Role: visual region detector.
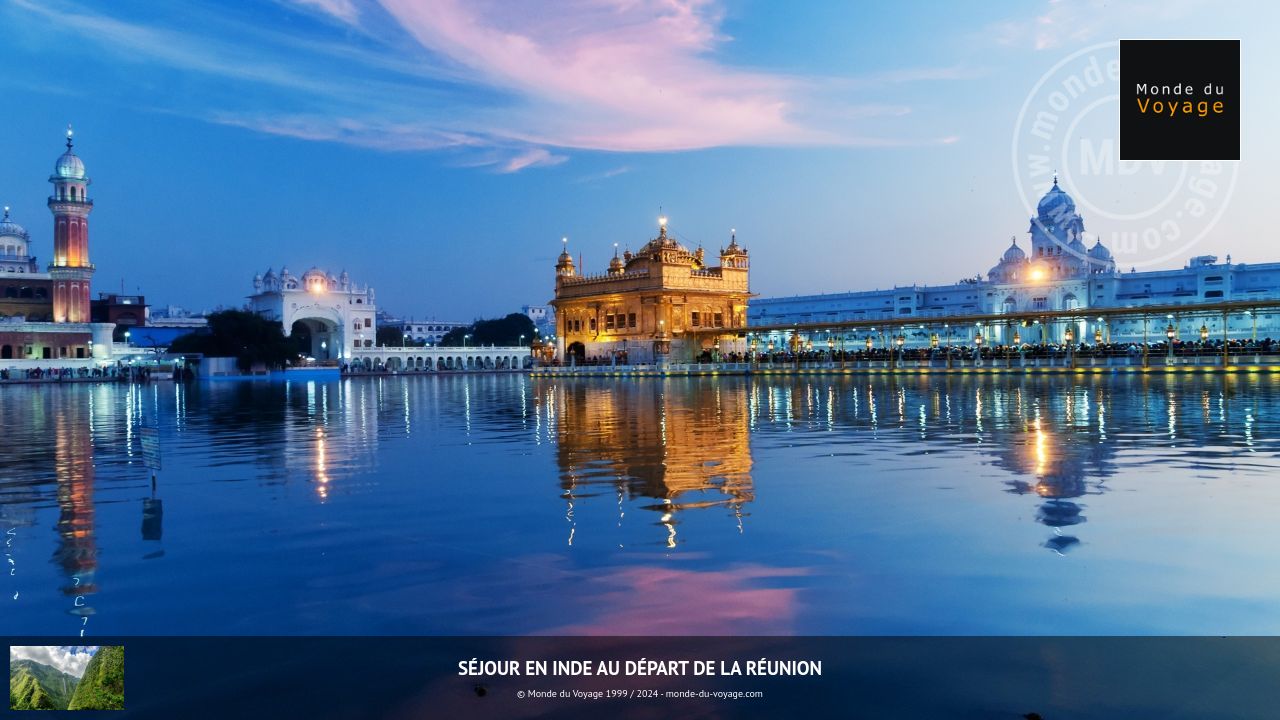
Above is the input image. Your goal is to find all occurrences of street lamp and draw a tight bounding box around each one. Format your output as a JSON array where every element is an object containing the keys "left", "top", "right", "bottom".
[
  {"left": 974, "top": 333, "right": 983, "bottom": 366},
  {"left": 1166, "top": 323, "right": 1176, "bottom": 364},
  {"left": 464, "top": 333, "right": 471, "bottom": 347},
  {"left": 1063, "top": 327, "right": 1075, "bottom": 368}
]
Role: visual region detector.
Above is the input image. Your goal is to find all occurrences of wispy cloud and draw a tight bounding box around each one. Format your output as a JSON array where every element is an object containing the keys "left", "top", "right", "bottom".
[
  {"left": 10, "top": 646, "right": 98, "bottom": 679},
  {"left": 10, "top": 0, "right": 974, "bottom": 170},
  {"left": 499, "top": 148, "right": 568, "bottom": 173},
  {"left": 989, "top": 0, "right": 1208, "bottom": 50},
  {"left": 574, "top": 165, "right": 632, "bottom": 183},
  {"left": 288, "top": 0, "right": 360, "bottom": 25},
  {"left": 376, "top": 0, "right": 820, "bottom": 152}
]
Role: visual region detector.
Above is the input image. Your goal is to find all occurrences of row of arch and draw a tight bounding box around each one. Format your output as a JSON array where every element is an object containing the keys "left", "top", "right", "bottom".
[
  {"left": 55, "top": 186, "right": 86, "bottom": 202},
  {"left": 355, "top": 354, "right": 532, "bottom": 372},
  {"left": 1002, "top": 293, "right": 1079, "bottom": 312},
  {"left": 2, "top": 286, "right": 47, "bottom": 299}
]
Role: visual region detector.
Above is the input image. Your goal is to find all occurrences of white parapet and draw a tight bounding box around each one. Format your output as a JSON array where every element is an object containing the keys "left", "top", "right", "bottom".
[{"left": 349, "top": 345, "right": 532, "bottom": 371}]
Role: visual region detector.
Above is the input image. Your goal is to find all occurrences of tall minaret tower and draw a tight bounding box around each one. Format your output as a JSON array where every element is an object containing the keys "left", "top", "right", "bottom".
[{"left": 48, "top": 125, "right": 94, "bottom": 323}]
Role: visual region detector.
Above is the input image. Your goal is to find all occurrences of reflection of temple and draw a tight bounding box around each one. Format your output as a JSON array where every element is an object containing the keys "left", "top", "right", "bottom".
[
  {"left": 968, "top": 381, "right": 1120, "bottom": 552},
  {"left": 997, "top": 412, "right": 1114, "bottom": 553},
  {"left": 276, "top": 379, "right": 382, "bottom": 501},
  {"left": 51, "top": 395, "right": 98, "bottom": 621},
  {"left": 550, "top": 380, "right": 753, "bottom": 546}
]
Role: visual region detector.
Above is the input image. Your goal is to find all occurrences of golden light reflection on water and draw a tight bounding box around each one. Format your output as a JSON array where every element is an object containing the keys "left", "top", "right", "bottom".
[
  {"left": 547, "top": 380, "right": 754, "bottom": 549},
  {"left": 314, "top": 427, "right": 330, "bottom": 501}
]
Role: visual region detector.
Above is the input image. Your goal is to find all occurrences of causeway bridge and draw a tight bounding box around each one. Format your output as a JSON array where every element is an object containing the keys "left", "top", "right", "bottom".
[{"left": 348, "top": 345, "right": 532, "bottom": 372}]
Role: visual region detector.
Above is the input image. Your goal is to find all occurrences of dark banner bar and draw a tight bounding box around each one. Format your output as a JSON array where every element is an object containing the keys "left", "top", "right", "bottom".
[{"left": 6, "top": 637, "right": 1280, "bottom": 719}]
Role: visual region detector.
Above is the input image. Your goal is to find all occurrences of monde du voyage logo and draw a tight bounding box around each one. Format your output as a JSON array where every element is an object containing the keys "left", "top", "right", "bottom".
[
  {"left": 1121, "top": 40, "right": 1240, "bottom": 160},
  {"left": 1012, "top": 40, "right": 1240, "bottom": 271}
]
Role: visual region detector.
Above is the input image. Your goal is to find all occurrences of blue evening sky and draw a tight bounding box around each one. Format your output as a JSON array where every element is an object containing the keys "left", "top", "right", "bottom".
[{"left": 0, "top": 0, "right": 1274, "bottom": 320}]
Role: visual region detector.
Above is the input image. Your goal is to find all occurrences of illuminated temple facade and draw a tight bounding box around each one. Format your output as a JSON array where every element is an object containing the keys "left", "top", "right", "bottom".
[
  {"left": 551, "top": 217, "right": 752, "bottom": 363},
  {"left": 0, "top": 128, "right": 115, "bottom": 362},
  {"left": 750, "top": 179, "right": 1280, "bottom": 344}
]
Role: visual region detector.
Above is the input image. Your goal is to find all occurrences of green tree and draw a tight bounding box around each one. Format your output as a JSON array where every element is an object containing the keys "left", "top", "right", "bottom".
[
  {"left": 169, "top": 310, "right": 299, "bottom": 372},
  {"left": 375, "top": 325, "right": 404, "bottom": 347},
  {"left": 440, "top": 313, "right": 535, "bottom": 347}
]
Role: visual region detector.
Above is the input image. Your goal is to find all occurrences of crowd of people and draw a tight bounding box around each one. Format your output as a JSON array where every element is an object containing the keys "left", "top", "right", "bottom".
[
  {"left": 710, "top": 337, "right": 1280, "bottom": 365},
  {"left": 0, "top": 363, "right": 159, "bottom": 383},
  {"left": 535, "top": 337, "right": 1280, "bottom": 367}
]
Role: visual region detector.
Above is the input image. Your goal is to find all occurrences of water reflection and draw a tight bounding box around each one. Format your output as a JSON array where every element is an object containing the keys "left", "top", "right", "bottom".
[
  {"left": 550, "top": 381, "right": 753, "bottom": 548},
  {"left": 53, "top": 397, "right": 98, "bottom": 635},
  {"left": 2, "top": 372, "right": 1280, "bottom": 635}
]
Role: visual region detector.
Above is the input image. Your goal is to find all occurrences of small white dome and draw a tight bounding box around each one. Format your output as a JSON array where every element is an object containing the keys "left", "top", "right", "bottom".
[
  {"left": 1002, "top": 238, "right": 1026, "bottom": 262},
  {"left": 0, "top": 207, "right": 30, "bottom": 242}
]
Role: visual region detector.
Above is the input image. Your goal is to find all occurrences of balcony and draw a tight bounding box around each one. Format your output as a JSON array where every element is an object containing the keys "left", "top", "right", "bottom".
[{"left": 47, "top": 197, "right": 93, "bottom": 208}]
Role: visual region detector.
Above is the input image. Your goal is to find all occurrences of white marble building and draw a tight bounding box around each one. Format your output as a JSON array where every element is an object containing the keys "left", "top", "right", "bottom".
[
  {"left": 249, "top": 267, "right": 377, "bottom": 361},
  {"left": 751, "top": 179, "right": 1280, "bottom": 344}
]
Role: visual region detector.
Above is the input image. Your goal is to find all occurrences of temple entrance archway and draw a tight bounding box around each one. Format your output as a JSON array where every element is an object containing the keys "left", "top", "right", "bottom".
[{"left": 290, "top": 318, "right": 340, "bottom": 361}]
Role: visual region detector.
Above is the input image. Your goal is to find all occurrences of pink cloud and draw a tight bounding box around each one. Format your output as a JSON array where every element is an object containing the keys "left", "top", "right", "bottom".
[
  {"left": 377, "top": 0, "right": 824, "bottom": 152},
  {"left": 13, "top": 0, "right": 969, "bottom": 171}
]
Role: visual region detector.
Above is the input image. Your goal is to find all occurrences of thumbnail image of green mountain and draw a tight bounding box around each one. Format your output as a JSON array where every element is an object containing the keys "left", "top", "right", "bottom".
[{"left": 9, "top": 646, "right": 124, "bottom": 711}]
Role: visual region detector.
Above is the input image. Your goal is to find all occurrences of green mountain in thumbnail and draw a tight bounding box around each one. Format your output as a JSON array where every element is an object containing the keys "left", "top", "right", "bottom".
[
  {"left": 66, "top": 646, "right": 124, "bottom": 710},
  {"left": 9, "top": 659, "right": 80, "bottom": 710}
]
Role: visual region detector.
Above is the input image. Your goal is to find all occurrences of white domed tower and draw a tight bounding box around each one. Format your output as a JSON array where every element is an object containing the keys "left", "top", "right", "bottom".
[
  {"left": 48, "top": 125, "right": 94, "bottom": 323},
  {"left": 988, "top": 237, "right": 1029, "bottom": 283},
  {"left": 1087, "top": 238, "right": 1116, "bottom": 274},
  {"left": 0, "top": 206, "right": 38, "bottom": 274},
  {"left": 1028, "top": 175, "right": 1088, "bottom": 279}
]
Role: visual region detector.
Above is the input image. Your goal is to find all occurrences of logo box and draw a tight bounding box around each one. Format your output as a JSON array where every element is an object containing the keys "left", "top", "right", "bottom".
[{"left": 1120, "top": 39, "right": 1239, "bottom": 160}]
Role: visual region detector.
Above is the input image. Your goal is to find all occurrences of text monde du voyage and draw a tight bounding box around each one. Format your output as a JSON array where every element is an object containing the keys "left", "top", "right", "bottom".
[{"left": 1134, "top": 82, "right": 1228, "bottom": 118}]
